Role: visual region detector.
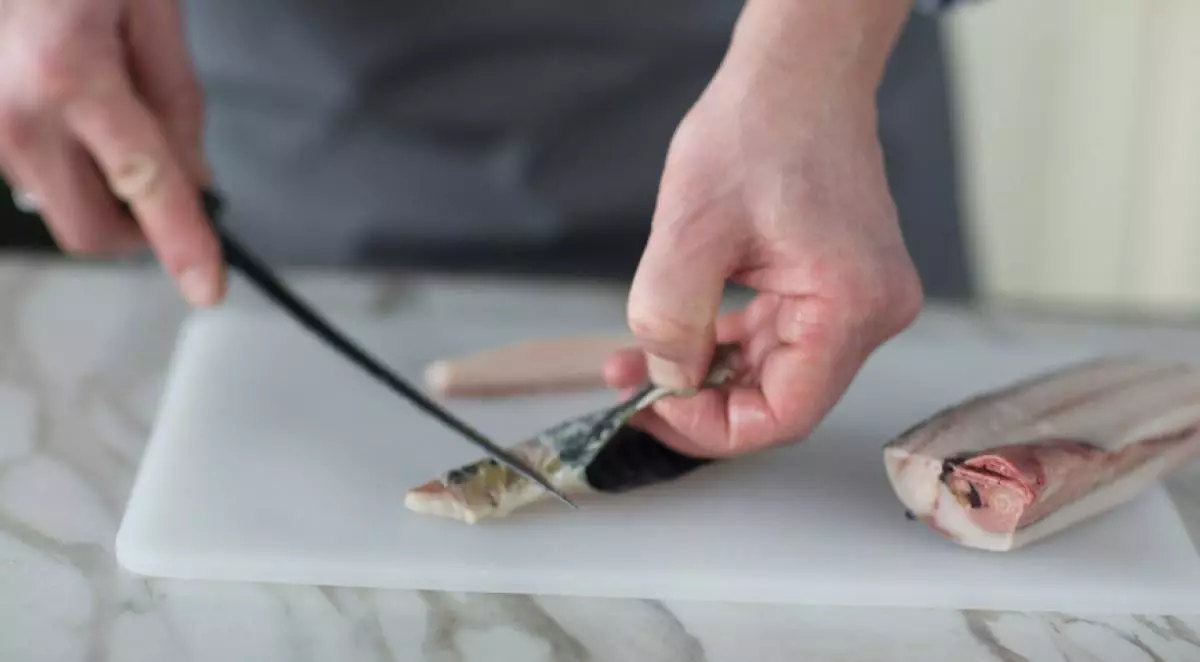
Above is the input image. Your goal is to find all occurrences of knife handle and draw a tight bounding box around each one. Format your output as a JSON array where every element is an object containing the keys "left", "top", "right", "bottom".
[{"left": 425, "top": 334, "right": 636, "bottom": 397}]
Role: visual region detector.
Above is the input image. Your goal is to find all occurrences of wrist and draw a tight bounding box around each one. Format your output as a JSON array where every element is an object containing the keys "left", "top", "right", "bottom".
[{"left": 724, "top": 0, "right": 914, "bottom": 103}]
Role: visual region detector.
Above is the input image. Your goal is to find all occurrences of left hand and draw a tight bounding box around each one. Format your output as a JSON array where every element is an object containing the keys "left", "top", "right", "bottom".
[
  {"left": 604, "top": 0, "right": 924, "bottom": 458},
  {"left": 0, "top": 0, "right": 224, "bottom": 306}
]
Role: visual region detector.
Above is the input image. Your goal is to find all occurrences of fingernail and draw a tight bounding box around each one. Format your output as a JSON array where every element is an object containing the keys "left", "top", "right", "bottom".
[
  {"left": 647, "top": 354, "right": 694, "bottom": 390},
  {"left": 179, "top": 267, "right": 219, "bottom": 307}
]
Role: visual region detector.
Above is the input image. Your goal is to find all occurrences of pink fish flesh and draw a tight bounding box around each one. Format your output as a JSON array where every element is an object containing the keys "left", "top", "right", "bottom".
[{"left": 884, "top": 356, "right": 1200, "bottom": 551}]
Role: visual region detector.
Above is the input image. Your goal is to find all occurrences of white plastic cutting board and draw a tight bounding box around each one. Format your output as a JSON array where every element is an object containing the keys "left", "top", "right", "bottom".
[{"left": 116, "top": 307, "right": 1200, "bottom": 614}]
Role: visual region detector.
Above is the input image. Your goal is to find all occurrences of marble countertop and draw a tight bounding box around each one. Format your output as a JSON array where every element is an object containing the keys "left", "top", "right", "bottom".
[{"left": 2, "top": 255, "right": 1200, "bottom": 662}]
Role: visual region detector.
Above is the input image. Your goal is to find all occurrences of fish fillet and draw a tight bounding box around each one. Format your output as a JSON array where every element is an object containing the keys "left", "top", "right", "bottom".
[
  {"left": 405, "top": 344, "right": 741, "bottom": 523},
  {"left": 884, "top": 356, "right": 1200, "bottom": 551}
]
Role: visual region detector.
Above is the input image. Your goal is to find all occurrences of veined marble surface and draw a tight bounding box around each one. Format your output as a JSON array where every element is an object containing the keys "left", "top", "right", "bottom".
[{"left": 2, "top": 255, "right": 1200, "bottom": 662}]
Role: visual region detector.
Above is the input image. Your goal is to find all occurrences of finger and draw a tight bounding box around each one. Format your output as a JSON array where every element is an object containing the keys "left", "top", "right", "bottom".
[
  {"left": 761, "top": 295, "right": 869, "bottom": 422},
  {"left": 649, "top": 295, "right": 869, "bottom": 457},
  {"left": 629, "top": 389, "right": 734, "bottom": 457},
  {"left": 725, "top": 294, "right": 781, "bottom": 386},
  {"left": 603, "top": 308, "right": 751, "bottom": 389},
  {"left": 714, "top": 306, "right": 752, "bottom": 341},
  {"left": 0, "top": 115, "right": 143, "bottom": 254},
  {"left": 637, "top": 373, "right": 779, "bottom": 458},
  {"left": 37, "top": 146, "right": 146, "bottom": 254},
  {"left": 741, "top": 296, "right": 867, "bottom": 451},
  {"left": 602, "top": 348, "right": 647, "bottom": 388},
  {"left": 124, "top": 0, "right": 210, "bottom": 183},
  {"left": 627, "top": 218, "right": 740, "bottom": 390},
  {"left": 739, "top": 292, "right": 780, "bottom": 332},
  {"left": 61, "top": 63, "right": 224, "bottom": 306},
  {"left": 742, "top": 320, "right": 782, "bottom": 387}
]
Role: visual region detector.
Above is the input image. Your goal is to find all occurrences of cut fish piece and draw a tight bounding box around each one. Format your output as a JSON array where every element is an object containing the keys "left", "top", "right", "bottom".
[
  {"left": 884, "top": 356, "right": 1200, "bottom": 551},
  {"left": 405, "top": 344, "right": 741, "bottom": 523}
]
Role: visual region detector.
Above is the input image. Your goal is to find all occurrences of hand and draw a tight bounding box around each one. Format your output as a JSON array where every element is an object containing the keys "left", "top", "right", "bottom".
[
  {"left": 0, "top": 0, "right": 224, "bottom": 306},
  {"left": 606, "top": 0, "right": 923, "bottom": 458}
]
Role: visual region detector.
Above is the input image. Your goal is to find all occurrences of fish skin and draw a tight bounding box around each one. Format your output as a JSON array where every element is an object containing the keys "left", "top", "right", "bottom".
[
  {"left": 404, "top": 343, "right": 743, "bottom": 523},
  {"left": 884, "top": 356, "right": 1200, "bottom": 551}
]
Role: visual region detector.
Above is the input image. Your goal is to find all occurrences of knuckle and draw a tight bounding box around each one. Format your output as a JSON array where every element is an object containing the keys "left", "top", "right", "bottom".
[
  {"left": 888, "top": 269, "right": 925, "bottom": 329},
  {"left": 824, "top": 264, "right": 878, "bottom": 307},
  {"left": 108, "top": 153, "right": 164, "bottom": 201},
  {"left": 830, "top": 262, "right": 924, "bottom": 337},
  {"left": 11, "top": 14, "right": 110, "bottom": 107},
  {"left": 21, "top": 44, "right": 86, "bottom": 106},
  {"left": 627, "top": 304, "right": 704, "bottom": 356}
]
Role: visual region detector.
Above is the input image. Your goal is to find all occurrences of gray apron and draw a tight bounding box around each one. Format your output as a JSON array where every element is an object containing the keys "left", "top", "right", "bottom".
[{"left": 183, "top": 1, "right": 972, "bottom": 299}]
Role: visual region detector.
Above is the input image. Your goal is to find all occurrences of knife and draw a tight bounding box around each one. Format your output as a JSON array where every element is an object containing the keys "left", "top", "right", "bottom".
[
  {"left": 85, "top": 188, "right": 575, "bottom": 508},
  {"left": 201, "top": 191, "right": 575, "bottom": 507}
]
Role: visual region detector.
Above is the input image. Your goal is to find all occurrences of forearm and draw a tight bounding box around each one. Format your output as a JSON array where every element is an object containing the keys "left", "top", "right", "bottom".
[{"left": 722, "top": 0, "right": 914, "bottom": 103}]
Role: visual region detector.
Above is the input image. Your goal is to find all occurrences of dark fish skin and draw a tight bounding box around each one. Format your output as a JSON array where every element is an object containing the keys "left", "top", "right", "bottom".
[
  {"left": 584, "top": 425, "right": 713, "bottom": 493},
  {"left": 405, "top": 343, "right": 744, "bottom": 523}
]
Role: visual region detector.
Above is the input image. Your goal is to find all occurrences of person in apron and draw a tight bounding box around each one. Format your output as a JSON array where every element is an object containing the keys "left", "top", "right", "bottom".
[
  {"left": 186, "top": 0, "right": 970, "bottom": 299},
  {"left": 0, "top": 0, "right": 976, "bottom": 458}
]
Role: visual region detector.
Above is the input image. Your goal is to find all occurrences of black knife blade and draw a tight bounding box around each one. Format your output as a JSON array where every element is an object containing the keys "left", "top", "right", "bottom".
[{"left": 196, "top": 191, "right": 575, "bottom": 508}]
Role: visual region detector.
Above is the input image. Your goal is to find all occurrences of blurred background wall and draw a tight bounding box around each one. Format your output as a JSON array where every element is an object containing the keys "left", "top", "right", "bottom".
[{"left": 946, "top": 0, "right": 1200, "bottom": 313}]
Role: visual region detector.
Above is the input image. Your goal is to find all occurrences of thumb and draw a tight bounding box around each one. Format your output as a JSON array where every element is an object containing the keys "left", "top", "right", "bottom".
[{"left": 626, "top": 221, "right": 738, "bottom": 390}]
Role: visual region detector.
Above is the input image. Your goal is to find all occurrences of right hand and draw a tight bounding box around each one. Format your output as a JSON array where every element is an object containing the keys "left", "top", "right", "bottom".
[
  {"left": 602, "top": 0, "right": 923, "bottom": 459},
  {"left": 0, "top": 0, "right": 225, "bottom": 306}
]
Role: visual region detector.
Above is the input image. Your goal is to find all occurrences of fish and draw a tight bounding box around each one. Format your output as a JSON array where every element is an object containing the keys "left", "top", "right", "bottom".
[
  {"left": 884, "top": 356, "right": 1200, "bottom": 551},
  {"left": 404, "top": 343, "right": 742, "bottom": 523}
]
